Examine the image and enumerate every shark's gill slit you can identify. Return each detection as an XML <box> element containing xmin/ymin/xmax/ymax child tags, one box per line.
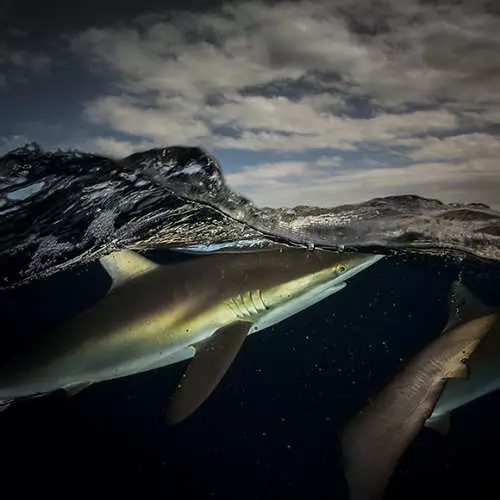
<box><xmin>257</xmin><ymin>289</ymin><xmax>269</xmax><ymax>311</ymax></box>
<box><xmin>239</xmin><ymin>293</ymin><xmax>252</xmax><ymax>318</ymax></box>
<box><xmin>229</xmin><ymin>296</ymin><xmax>244</xmax><ymax>319</ymax></box>
<box><xmin>248</xmin><ymin>290</ymin><xmax>259</xmax><ymax>315</ymax></box>
<box><xmin>227</xmin><ymin>298</ymin><xmax>241</xmax><ymax>318</ymax></box>
<box><xmin>226</xmin><ymin>300</ymin><xmax>238</xmax><ymax>318</ymax></box>
<box><xmin>245</xmin><ymin>290</ymin><xmax>257</xmax><ymax>316</ymax></box>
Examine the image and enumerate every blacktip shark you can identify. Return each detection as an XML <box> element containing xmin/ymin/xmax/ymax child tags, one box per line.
<box><xmin>340</xmin><ymin>281</ymin><xmax>498</xmax><ymax>500</ymax></box>
<box><xmin>0</xmin><ymin>247</ymin><xmax>383</xmax><ymax>423</ymax></box>
<box><xmin>425</xmin><ymin>284</ymin><xmax>500</xmax><ymax>433</ymax></box>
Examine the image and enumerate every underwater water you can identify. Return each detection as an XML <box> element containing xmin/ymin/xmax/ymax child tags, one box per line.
<box><xmin>1</xmin><ymin>145</ymin><xmax>500</xmax><ymax>499</ymax></box>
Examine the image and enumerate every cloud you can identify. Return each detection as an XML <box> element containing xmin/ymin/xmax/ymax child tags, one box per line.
<box><xmin>72</xmin><ymin>1</ymin><xmax>500</xmax><ymax>150</ymax></box>
<box><xmin>227</xmin><ymin>157</ymin><xmax>500</xmax><ymax>210</ymax></box>
<box><xmin>90</xmin><ymin>137</ymin><xmax>158</xmax><ymax>158</ymax></box>
<box><xmin>211</xmin><ymin>104</ymin><xmax>458</xmax><ymax>150</ymax></box>
<box><xmin>460</xmin><ymin>109</ymin><xmax>500</xmax><ymax>127</ymax></box>
<box><xmin>0</xmin><ymin>42</ymin><xmax>52</xmax><ymax>89</ymax></box>
<box><xmin>227</xmin><ymin>155</ymin><xmax>344</xmax><ymax>187</ymax></box>
<box><xmin>0</xmin><ymin>44</ymin><xmax>52</xmax><ymax>83</ymax></box>
<box><xmin>394</xmin><ymin>133</ymin><xmax>500</xmax><ymax>161</ymax></box>
<box><xmin>67</xmin><ymin>0</ymin><xmax>500</xmax><ymax>207</ymax></box>
<box><xmin>85</xmin><ymin>95</ymin><xmax>211</xmax><ymax>145</ymax></box>
<box><xmin>7</xmin><ymin>51</ymin><xmax>51</xmax><ymax>71</ymax></box>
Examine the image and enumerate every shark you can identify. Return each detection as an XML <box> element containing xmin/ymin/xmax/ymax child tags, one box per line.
<box><xmin>340</xmin><ymin>281</ymin><xmax>498</xmax><ymax>500</ymax></box>
<box><xmin>425</xmin><ymin>284</ymin><xmax>500</xmax><ymax>433</ymax></box>
<box><xmin>0</xmin><ymin>246</ymin><xmax>383</xmax><ymax>423</ymax></box>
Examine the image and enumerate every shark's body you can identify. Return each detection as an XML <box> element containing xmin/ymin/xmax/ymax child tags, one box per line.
<box><xmin>0</xmin><ymin>247</ymin><xmax>382</xmax><ymax>421</ymax></box>
<box><xmin>340</xmin><ymin>282</ymin><xmax>498</xmax><ymax>500</ymax></box>
<box><xmin>426</xmin><ymin>295</ymin><xmax>500</xmax><ymax>432</ymax></box>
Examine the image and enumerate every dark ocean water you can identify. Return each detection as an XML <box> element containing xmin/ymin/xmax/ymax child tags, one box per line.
<box><xmin>2</xmin><ymin>250</ymin><xmax>500</xmax><ymax>499</ymax></box>
<box><xmin>1</xmin><ymin>145</ymin><xmax>500</xmax><ymax>499</ymax></box>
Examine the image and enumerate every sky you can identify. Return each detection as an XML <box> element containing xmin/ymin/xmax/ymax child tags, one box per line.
<box><xmin>1</xmin><ymin>0</ymin><xmax>500</xmax><ymax>209</ymax></box>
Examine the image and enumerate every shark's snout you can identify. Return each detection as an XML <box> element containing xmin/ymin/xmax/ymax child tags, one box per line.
<box><xmin>342</xmin><ymin>254</ymin><xmax>384</xmax><ymax>282</ymax></box>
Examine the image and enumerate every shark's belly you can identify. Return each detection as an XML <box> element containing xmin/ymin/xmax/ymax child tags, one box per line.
<box><xmin>0</xmin><ymin>345</ymin><xmax>198</xmax><ymax>401</ymax></box>
<box><xmin>0</xmin><ymin>304</ymin><xmax>234</xmax><ymax>400</ymax></box>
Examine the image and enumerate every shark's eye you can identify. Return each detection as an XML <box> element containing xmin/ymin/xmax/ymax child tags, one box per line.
<box><xmin>338</xmin><ymin>264</ymin><xmax>347</xmax><ymax>273</ymax></box>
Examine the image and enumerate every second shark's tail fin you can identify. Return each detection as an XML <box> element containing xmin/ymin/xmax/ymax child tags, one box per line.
<box><xmin>443</xmin><ymin>280</ymin><xmax>492</xmax><ymax>333</ymax></box>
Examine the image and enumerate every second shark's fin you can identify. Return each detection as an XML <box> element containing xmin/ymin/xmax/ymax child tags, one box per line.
<box><xmin>166</xmin><ymin>321</ymin><xmax>251</xmax><ymax>425</ymax></box>
<box><xmin>443</xmin><ymin>281</ymin><xmax>491</xmax><ymax>333</ymax></box>
<box><xmin>426</xmin><ymin>413</ymin><xmax>451</xmax><ymax>434</ymax></box>
<box><xmin>454</xmin><ymin>362</ymin><xmax>470</xmax><ymax>379</ymax></box>
<box><xmin>341</xmin><ymin>312</ymin><xmax>498</xmax><ymax>500</ymax></box>
<box><xmin>100</xmin><ymin>249</ymin><xmax>159</xmax><ymax>291</ymax></box>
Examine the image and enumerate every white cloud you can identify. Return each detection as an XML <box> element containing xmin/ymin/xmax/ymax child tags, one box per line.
<box><xmin>90</xmin><ymin>137</ymin><xmax>157</xmax><ymax>158</ymax></box>
<box><xmin>85</xmin><ymin>95</ymin><xmax>210</xmax><ymax>145</ymax></box>
<box><xmin>212</xmin><ymin>130</ymin><xmax>358</xmax><ymax>151</ymax></box>
<box><xmin>227</xmin><ymin>155</ymin><xmax>344</xmax><ymax>187</ymax></box>
<box><xmin>228</xmin><ymin>162</ymin><xmax>309</xmax><ymax>186</ymax></box>
<box><xmin>227</xmin><ymin>157</ymin><xmax>500</xmax><ymax>210</ymax></box>
<box><xmin>71</xmin><ymin>0</ymin><xmax>474</xmax><ymax>152</ymax></box>
<box><xmin>316</xmin><ymin>155</ymin><xmax>344</xmax><ymax>167</ymax></box>
<box><xmin>73</xmin><ymin>1</ymin><xmax>500</xmax><ymax>105</ymax></box>
<box><xmin>209</xmin><ymin>97</ymin><xmax>458</xmax><ymax>149</ymax></box>
<box><xmin>395</xmin><ymin>133</ymin><xmax>500</xmax><ymax>161</ymax></box>
<box><xmin>69</xmin><ymin>0</ymin><xmax>500</xmax><ymax>150</ymax></box>
<box><xmin>68</xmin><ymin>0</ymin><xmax>500</xmax><ymax>208</ymax></box>
<box><xmin>83</xmin><ymin>91</ymin><xmax>458</xmax><ymax>151</ymax></box>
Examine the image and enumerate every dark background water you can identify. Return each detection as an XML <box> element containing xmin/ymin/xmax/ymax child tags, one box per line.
<box><xmin>1</xmin><ymin>250</ymin><xmax>500</xmax><ymax>499</ymax></box>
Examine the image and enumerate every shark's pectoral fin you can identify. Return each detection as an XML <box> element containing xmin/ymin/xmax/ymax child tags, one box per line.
<box><xmin>453</xmin><ymin>361</ymin><xmax>470</xmax><ymax>379</ymax></box>
<box><xmin>166</xmin><ymin>321</ymin><xmax>251</xmax><ymax>425</ymax></box>
<box><xmin>426</xmin><ymin>413</ymin><xmax>451</xmax><ymax>434</ymax></box>
<box><xmin>100</xmin><ymin>249</ymin><xmax>159</xmax><ymax>291</ymax></box>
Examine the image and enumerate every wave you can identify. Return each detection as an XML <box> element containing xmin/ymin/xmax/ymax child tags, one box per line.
<box><xmin>1</xmin><ymin>143</ymin><xmax>499</xmax><ymax>288</ymax></box>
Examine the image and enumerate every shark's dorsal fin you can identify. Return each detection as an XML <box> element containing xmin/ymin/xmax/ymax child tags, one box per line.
<box><xmin>166</xmin><ymin>321</ymin><xmax>251</xmax><ymax>425</ymax></box>
<box><xmin>100</xmin><ymin>249</ymin><xmax>159</xmax><ymax>291</ymax></box>
<box><xmin>444</xmin><ymin>281</ymin><xmax>491</xmax><ymax>333</ymax></box>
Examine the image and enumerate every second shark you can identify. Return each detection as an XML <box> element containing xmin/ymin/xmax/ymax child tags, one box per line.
<box><xmin>340</xmin><ymin>281</ymin><xmax>498</xmax><ymax>500</ymax></box>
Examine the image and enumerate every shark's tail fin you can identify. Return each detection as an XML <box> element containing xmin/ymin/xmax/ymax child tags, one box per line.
<box><xmin>444</xmin><ymin>280</ymin><xmax>492</xmax><ymax>333</ymax></box>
